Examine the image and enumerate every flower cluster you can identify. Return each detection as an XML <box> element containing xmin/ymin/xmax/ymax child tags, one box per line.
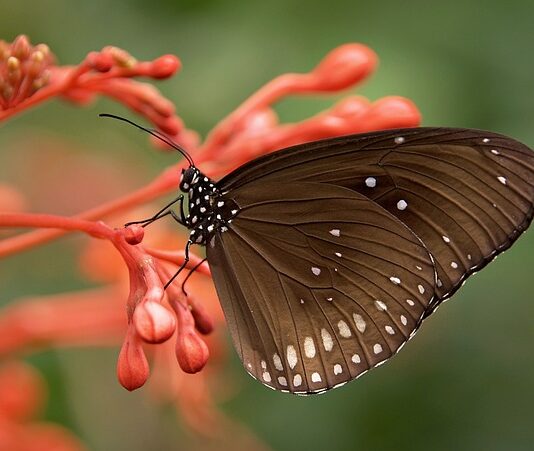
<box><xmin>0</xmin><ymin>35</ymin><xmax>421</xmax><ymax>441</ymax></box>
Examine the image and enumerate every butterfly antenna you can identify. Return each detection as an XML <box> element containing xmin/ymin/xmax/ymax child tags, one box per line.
<box><xmin>99</xmin><ymin>113</ymin><xmax>195</xmax><ymax>166</ymax></box>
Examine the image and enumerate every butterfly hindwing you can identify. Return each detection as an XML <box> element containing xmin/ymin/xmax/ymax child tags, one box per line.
<box><xmin>207</xmin><ymin>182</ymin><xmax>436</xmax><ymax>393</ymax></box>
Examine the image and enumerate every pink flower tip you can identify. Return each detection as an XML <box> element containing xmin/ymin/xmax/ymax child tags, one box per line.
<box><xmin>123</xmin><ymin>224</ymin><xmax>144</xmax><ymax>245</ymax></box>
<box><xmin>312</xmin><ymin>43</ymin><xmax>378</xmax><ymax>92</ymax></box>
<box><xmin>150</xmin><ymin>55</ymin><xmax>181</xmax><ymax>79</ymax></box>
<box><xmin>176</xmin><ymin>329</ymin><xmax>210</xmax><ymax>374</ymax></box>
<box><xmin>117</xmin><ymin>328</ymin><xmax>149</xmax><ymax>390</ymax></box>
<box><xmin>133</xmin><ymin>301</ymin><xmax>176</xmax><ymax>344</ymax></box>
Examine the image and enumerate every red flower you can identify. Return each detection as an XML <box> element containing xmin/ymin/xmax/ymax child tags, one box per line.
<box><xmin>0</xmin><ymin>37</ymin><xmax>421</xmax><ymax>439</ymax></box>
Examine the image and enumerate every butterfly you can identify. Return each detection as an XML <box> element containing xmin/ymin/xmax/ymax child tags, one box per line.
<box><xmin>102</xmin><ymin>116</ymin><xmax>534</xmax><ymax>395</ymax></box>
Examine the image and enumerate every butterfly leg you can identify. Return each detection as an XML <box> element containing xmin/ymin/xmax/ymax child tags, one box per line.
<box><xmin>164</xmin><ymin>240</ymin><xmax>192</xmax><ymax>290</ymax></box>
<box><xmin>180</xmin><ymin>257</ymin><xmax>207</xmax><ymax>295</ymax></box>
<box><xmin>125</xmin><ymin>194</ymin><xmax>185</xmax><ymax>227</ymax></box>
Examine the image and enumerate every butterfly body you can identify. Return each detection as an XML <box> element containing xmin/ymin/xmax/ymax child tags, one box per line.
<box><xmin>179</xmin><ymin>167</ymin><xmax>238</xmax><ymax>246</ymax></box>
<box><xmin>177</xmin><ymin>127</ymin><xmax>534</xmax><ymax>394</ymax></box>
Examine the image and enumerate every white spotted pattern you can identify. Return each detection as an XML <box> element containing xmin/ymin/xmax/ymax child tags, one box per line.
<box><xmin>385</xmin><ymin>325</ymin><xmax>395</xmax><ymax>335</ymax></box>
<box><xmin>261</xmin><ymin>360</ymin><xmax>267</xmax><ymax>369</ymax></box>
<box><xmin>351</xmin><ymin>354</ymin><xmax>361</xmax><ymax>364</ymax></box>
<box><xmin>451</xmin><ymin>261</ymin><xmax>458</xmax><ymax>269</ymax></box>
<box><xmin>262</xmin><ymin>372</ymin><xmax>272</xmax><ymax>382</ymax></box>
<box><xmin>329</xmin><ymin>229</ymin><xmax>340</xmax><ymax>237</ymax></box>
<box><xmin>311</xmin><ymin>372</ymin><xmax>322</xmax><ymax>383</ymax></box>
<box><xmin>353</xmin><ymin>313</ymin><xmax>366</xmax><ymax>333</ymax></box>
<box><xmin>333</xmin><ymin>364</ymin><xmax>343</xmax><ymax>375</ymax></box>
<box><xmin>491</xmin><ymin>149</ymin><xmax>500</xmax><ymax>155</ymax></box>
<box><xmin>397</xmin><ymin>199</ymin><xmax>408</xmax><ymax>210</ymax></box>
<box><xmin>273</xmin><ymin>354</ymin><xmax>283</xmax><ymax>371</ymax></box>
<box><xmin>497</xmin><ymin>176</ymin><xmax>507</xmax><ymax>185</ymax></box>
<box><xmin>390</xmin><ymin>276</ymin><xmax>401</xmax><ymax>285</ymax></box>
<box><xmin>395</xmin><ymin>136</ymin><xmax>405</xmax><ymax>144</ymax></box>
<box><xmin>418</xmin><ymin>284</ymin><xmax>425</xmax><ymax>294</ymax></box>
<box><xmin>304</xmin><ymin>337</ymin><xmax>316</xmax><ymax>358</ymax></box>
<box><xmin>483</xmin><ymin>138</ymin><xmax>490</xmax><ymax>143</ymax></box>
<box><xmin>373</xmin><ymin>343</ymin><xmax>383</xmax><ymax>354</ymax></box>
<box><xmin>311</xmin><ymin>267</ymin><xmax>321</xmax><ymax>276</ymax></box>
<box><xmin>406</xmin><ymin>299</ymin><xmax>415</xmax><ymax>306</ymax></box>
<box><xmin>321</xmin><ymin>328</ymin><xmax>334</xmax><ymax>351</ymax></box>
<box><xmin>337</xmin><ymin>320</ymin><xmax>352</xmax><ymax>338</ymax></box>
<box><xmin>293</xmin><ymin>374</ymin><xmax>302</xmax><ymax>387</ymax></box>
<box><xmin>365</xmin><ymin>177</ymin><xmax>377</xmax><ymax>188</ymax></box>
<box><xmin>375</xmin><ymin>300</ymin><xmax>387</xmax><ymax>311</ymax></box>
<box><xmin>442</xmin><ymin>235</ymin><xmax>450</xmax><ymax>243</ymax></box>
<box><xmin>278</xmin><ymin>376</ymin><xmax>287</xmax><ymax>386</ymax></box>
<box><xmin>401</xmin><ymin>315</ymin><xmax>408</xmax><ymax>326</ymax></box>
<box><xmin>287</xmin><ymin>345</ymin><xmax>297</xmax><ymax>369</ymax></box>
<box><xmin>335</xmin><ymin>252</ymin><xmax>342</xmax><ymax>257</ymax></box>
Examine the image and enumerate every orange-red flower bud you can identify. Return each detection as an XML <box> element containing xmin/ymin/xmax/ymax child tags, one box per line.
<box><xmin>117</xmin><ymin>326</ymin><xmax>149</xmax><ymax>390</ymax></box>
<box><xmin>172</xmin><ymin>300</ymin><xmax>209</xmax><ymax>373</ymax></box>
<box><xmin>133</xmin><ymin>300</ymin><xmax>175</xmax><ymax>344</ymax></box>
<box><xmin>123</xmin><ymin>224</ymin><xmax>144</xmax><ymax>245</ymax></box>
<box><xmin>310</xmin><ymin>43</ymin><xmax>378</xmax><ymax>92</ymax></box>
<box><xmin>149</xmin><ymin>55</ymin><xmax>180</xmax><ymax>79</ymax></box>
<box><xmin>176</xmin><ymin>328</ymin><xmax>210</xmax><ymax>374</ymax></box>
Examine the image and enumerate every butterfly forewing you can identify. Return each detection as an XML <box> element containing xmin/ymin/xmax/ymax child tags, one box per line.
<box><xmin>208</xmin><ymin>182</ymin><xmax>436</xmax><ymax>393</ymax></box>
<box><xmin>217</xmin><ymin>128</ymin><xmax>534</xmax><ymax>308</ymax></box>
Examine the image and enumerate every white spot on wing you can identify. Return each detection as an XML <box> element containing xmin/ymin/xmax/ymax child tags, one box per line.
<box><xmin>451</xmin><ymin>261</ymin><xmax>458</xmax><ymax>269</ymax></box>
<box><xmin>483</xmin><ymin>138</ymin><xmax>490</xmax><ymax>143</ymax></box>
<box><xmin>278</xmin><ymin>376</ymin><xmax>287</xmax><ymax>386</ymax></box>
<box><xmin>329</xmin><ymin>229</ymin><xmax>340</xmax><ymax>237</ymax></box>
<box><xmin>311</xmin><ymin>267</ymin><xmax>321</xmax><ymax>276</ymax></box>
<box><xmin>397</xmin><ymin>199</ymin><xmax>408</xmax><ymax>210</ymax></box>
<box><xmin>353</xmin><ymin>314</ymin><xmax>366</xmax><ymax>333</ymax></box>
<box><xmin>406</xmin><ymin>299</ymin><xmax>415</xmax><ymax>306</ymax></box>
<box><xmin>262</xmin><ymin>372</ymin><xmax>271</xmax><ymax>382</ymax></box>
<box><xmin>401</xmin><ymin>315</ymin><xmax>408</xmax><ymax>326</ymax></box>
<box><xmin>321</xmin><ymin>328</ymin><xmax>334</xmax><ymax>351</ymax></box>
<box><xmin>335</xmin><ymin>252</ymin><xmax>342</xmax><ymax>257</ymax></box>
<box><xmin>333</xmin><ymin>364</ymin><xmax>343</xmax><ymax>375</ymax></box>
<box><xmin>491</xmin><ymin>149</ymin><xmax>500</xmax><ymax>155</ymax></box>
<box><xmin>293</xmin><ymin>374</ymin><xmax>302</xmax><ymax>387</ymax></box>
<box><xmin>287</xmin><ymin>345</ymin><xmax>297</xmax><ymax>369</ymax></box>
<box><xmin>351</xmin><ymin>354</ymin><xmax>361</xmax><ymax>364</ymax></box>
<box><xmin>311</xmin><ymin>372</ymin><xmax>322</xmax><ymax>383</ymax></box>
<box><xmin>385</xmin><ymin>325</ymin><xmax>395</xmax><ymax>335</ymax></box>
<box><xmin>497</xmin><ymin>176</ymin><xmax>507</xmax><ymax>185</ymax></box>
<box><xmin>373</xmin><ymin>343</ymin><xmax>383</xmax><ymax>354</ymax></box>
<box><xmin>375</xmin><ymin>300</ymin><xmax>387</xmax><ymax>311</ymax></box>
<box><xmin>418</xmin><ymin>284</ymin><xmax>425</xmax><ymax>294</ymax></box>
<box><xmin>304</xmin><ymin>337</ymin><xmax>316</xmax><ymax>358</ymax></box>
<box><xmin>389</xmin><ymin>276</ymin><xmax>401</xmax><ymax>285</ymax></box>
<box><xmin>442</xmin><ymin>235</ymin><xmax>450</xmax><ymax>243</ymax></box>
<box><xmin>395</xmin><ymin>136</ymin><xmax>405</xmax><ymax>144</ymax></box>
<box><xmin>365</xmin><ymin>177</ymin><xmax>377</xmax><ymax>188</ymax></box>
<box><xmin>337</xmin><ymin>320</ymin><xmax>352</xmax><ymax>338</ymax></box>
<box><xmin>273</xmin><ymin>354</ymin><xmax>283</xmax><ymax>371</ymax></box>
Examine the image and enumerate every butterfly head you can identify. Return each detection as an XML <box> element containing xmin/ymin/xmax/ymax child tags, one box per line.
<box><xmin>180</xmin><ymin>166</ymin><xmax>201</xmax><ymax>192</ymax></box>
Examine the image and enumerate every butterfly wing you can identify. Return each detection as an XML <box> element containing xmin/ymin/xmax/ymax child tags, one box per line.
<box><xmin>218</xmin><ymin>128</ymin><xmax>534</xmax><ymax>309</ymax></box>
<box><xmin>207</xmin><ymin>182</ymin><xmax>436</xmax><ymax>393</ymax></box>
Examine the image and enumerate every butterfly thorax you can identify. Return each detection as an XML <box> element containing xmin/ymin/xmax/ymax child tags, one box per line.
<box><xmin>179</xmin><ymin>166</ymin><xmax>236</xmax><ymax>246</ymax></box>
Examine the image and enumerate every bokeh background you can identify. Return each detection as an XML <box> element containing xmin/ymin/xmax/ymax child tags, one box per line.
<box><xmin>1</xmin><ymin>1</ymin><xmax>533</xmax><ymax>450</ymax></box>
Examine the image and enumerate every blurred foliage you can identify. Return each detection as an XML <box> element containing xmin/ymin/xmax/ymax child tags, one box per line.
<box><xmin>0</xmin><ymin>0</ymin><xmax>533</xmax><ymax>450</ymax></box>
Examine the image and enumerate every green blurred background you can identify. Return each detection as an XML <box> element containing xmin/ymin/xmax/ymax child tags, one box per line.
<box><xmin>1</xmin><ymin>0</ymin><xmax>533</xmax><ymax>450</ymax></box>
